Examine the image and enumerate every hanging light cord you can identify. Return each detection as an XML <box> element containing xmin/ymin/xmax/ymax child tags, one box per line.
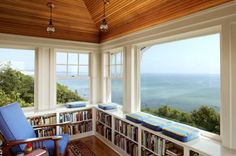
<box><xmin>50</xmin><ymin>4</ymin><xmax>53</xmax><ymax>23</ymax></box>
<box><xmin>103</xmin><ymin>0</ymin><xmax>106</xmax><ymax>19</ymax></box>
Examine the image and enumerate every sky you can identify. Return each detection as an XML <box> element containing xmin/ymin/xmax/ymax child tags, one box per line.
<box><xmin>0</xmin><ymin>33</ymin><xmax>220</xmax><ymax>75</ymax></box>
<box><xmin>141</xmin><ymin>33</ymin><xmax>220</xmax><ymax>74</ymax></box>
<box><xmin>0</xmin><ymin>48</ymin><xmax>35</xmax><ymax>71</ymax></box>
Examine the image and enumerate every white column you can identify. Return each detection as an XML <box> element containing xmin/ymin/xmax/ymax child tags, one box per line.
<box><xmin>230</xmin><ymin>22</ymin><xmax>236</xmax><ymax>150</ymax></box>
<box><xmin>49</xmin><ymin>48</ymin><xmax>56</xmax><ymax>109</ymax></box>
<box><xmin>124</xmin><ymin>45</ymin><xmax>137</xmax><ymax>113</ymax></box>
<box><xmin>36</xmin><ymin>47</ymin><xmax>51</xmax><ymax>110</ymax></box>
<box><xmin>90</xmin><ymin>51</ymin><xmax>100</xmax><ymax>104</ymax></box>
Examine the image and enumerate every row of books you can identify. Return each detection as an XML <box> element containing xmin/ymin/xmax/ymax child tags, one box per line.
<box><xmin>35</xmin><ymin>127</ymin><xmax>56</xmax><ymax>137</ymax></box>
<box><xmin>96</xmin><ymin>122</ymin><xmax>112</xmax><ymax>141</ymax></box>
<box><xmin>141</xmin><ymin>148</ymin><xmax>157</xmax><ymax>156</ymax></box>
<box><xmin>28</xmin><ymin>115</ymin><xmax>56</xmax><ymax>126</ymax></box>
<box><xmin>58</xmin><ymin>121</ymin><xmax>92</xmax><ymax>135</ymax></box>
<box><xmin>114</xmin><ymin>133</ymin><xmax>138</xmax><ymax>156</ymax></box>
<box><xmin>142</xmin><ymin>130</ymin><xmax>183</xmax><ymax>156</ymax></box>
<box><xmin>96</xmin><ymin>111</ymin><xmax>112</xmax><ymax>127</ymax></box>
<box><xmin>59</xmin><ymin>110</ymin><xmax>92</xmax><ymax>123</ymax></box>
<box><xmin>115</xmin><ymin>119</ymin><xmax>138</xmax><ymax>142</ymax></box>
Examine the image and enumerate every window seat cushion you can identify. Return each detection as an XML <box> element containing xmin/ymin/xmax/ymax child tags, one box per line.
<box><xmin>126</xmin><ymin>112</ymin><xmax>153</xmax><ymax>124</ymax></box>
<box><xmin>141</xmin><ymin>116</ymin><xmax>172</xmax><ymax>131</ymax></box>
<box><xmin>98</xmin><ymin>103</ymin><xmax>117</xmax><ymax>110</ymax></box>
<box><xmin>65</xmin><ymin>101</ymin><xmax>87</xmax><ymax>108</ymax></box>
<box><xmin>162</xmin><ymin>122</ymin><xmax>200</xmax><ymax>142</ymax></box>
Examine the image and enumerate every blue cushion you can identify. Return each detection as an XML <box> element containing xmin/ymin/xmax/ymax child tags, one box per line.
<box><xmin>142</xmin><ymin>116</ymin><xmax>172</xmax><ymax>131</ymax></box>
<box><xmin>44</xmin><ymin>134</ymin><xmax>69</xmax><ymax>156</ymax></box>
<box><xmin>162</xmin><ymin>122</ymin><xmax>200</xmax><ymax>142</ymax></box>
<box><xmin>65</xmin><ymin>101</ymin><xmax>87</xmax><ymax>108</ymax></box>
<box><xmin>98</xmin><ymin>103</ymin><xmax>117</xmax><ymax>110</ymax></box>
<box><xmin>0</xmin><ymin>103</ymin><xmax>36</xmax><ymax>153</ymax></box>
<box><xmin>126</xmin><ymin>112</ymin><xmax>153</xmax><ymax>123</ymax></box>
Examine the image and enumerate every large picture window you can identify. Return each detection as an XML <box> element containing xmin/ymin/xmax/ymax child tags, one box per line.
<box><xmin>56</xmin><ymin>52</ymin><xmax>90</xmax><ymax>104</ymax></box>
<box><xmin>108</xmin><ymin>52</ymin><xmax>123</xmax><ymax>105</ymax></box>
<box><xmin>140</xmin><ymin>34</ymin><xmax>220</xmax><ymax>134</ymax></box>
<box><xmin>0</xmin><ymin>48</ymin><xmax>35</xmax><ymax>107</ymax></box>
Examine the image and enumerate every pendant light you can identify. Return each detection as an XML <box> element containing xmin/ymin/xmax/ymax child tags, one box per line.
<box><xmin>100</xmin><ymin>0</ymin><xmax>109</xmax><ymax>32</ymax></box>
<box><xmin>47</xmin><ymin>2</ymin><xmax>55</xmax><ymax>33</ymax></box>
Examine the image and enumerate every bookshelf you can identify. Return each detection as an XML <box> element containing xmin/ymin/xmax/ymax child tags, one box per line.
<box><xmin>114</xmin><ymin>118</ymin><xmax>139</xmax><ymax>156</ymax></box>
<box><xmin>58</xmin><ymin>109</ymin><xmax>93</xmax><ymax>137</ymax></box>
<box><xmin>26</xmin><ymin>107</ymin><xmax>94</xmax><ymax>140</ymax></box>
<box><xmin>23</xmin><ymin>105</ymin><xmax>236</xmax><ymax>156</ymax></box>
<box><xmin>141</xmin><ymin>129</ymin><xmax>184</xmax><ymax>156</ymax></box>
<box><xmin>27</xmin><ymin>113</ymin><xmax>57</xmax><ymax>137</ymax></box>
<box><xmin>95</xmin><ymin>110</ymin><xmax>112</xmax><ymax>142</ymax></box>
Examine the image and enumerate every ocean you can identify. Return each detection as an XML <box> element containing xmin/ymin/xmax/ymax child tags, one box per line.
<box><xmin>58</xmin><ymin>73</ymin><xmax>220</xmax><ymax>113</ymax></box>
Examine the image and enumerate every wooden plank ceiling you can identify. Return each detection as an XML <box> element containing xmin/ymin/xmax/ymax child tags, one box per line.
<box><xmin>0</xmin><ymin>0</ymin><xmax>232</xmax><ymax>43</ymax></box>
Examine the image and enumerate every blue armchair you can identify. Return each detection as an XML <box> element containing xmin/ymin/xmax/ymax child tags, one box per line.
<box><xmin>0</xmin><ymin>103</ymin><xmax>69</xmax><ymax>156</ymax></box>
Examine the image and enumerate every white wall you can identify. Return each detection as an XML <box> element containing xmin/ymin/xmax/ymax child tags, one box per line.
<box><xmin>100</xmin><ymin>1</ymin><xmax>236</xmax><ymax>150</ymax></box>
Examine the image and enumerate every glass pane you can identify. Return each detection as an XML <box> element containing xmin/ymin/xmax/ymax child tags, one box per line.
<box><xmin>116</xmin><ymin>65</ymin><xmax>122</xmax><ymax>77</ymax></box>
<box><xmin>79</xmin><ymin>66</ymin><xmax>89</xmax><ymax>76</ymax></box>
<box><xmin>68</xmin><ymin>66</ymin><xmax>78</xmax><ymax>77</ymax></box>
<box><xmin>140</xmin><ymin>34</ymin><xmax>220</xmax><ymax>134</ymax></box>
<box><xmin>116</xmin><ymin>52</ymin><xmax>122</xmax><ymax>65</ymax></box>
<box><xmin>111</xmin><ymin>54</ymin><xmax>116</xmax><ymax>65</ymax></box>
<box><xmin>0</xmin><ymin>48</ymin><xmax>35</xmax><ymax>107</ymax></box>
<box><xmin>56</xmin><ymin>65</ymin><xmax>67</xmax><ymax>76</ymax></box>
<box><xmin>111</xmin><ymin>66</ymin><xmax>116</xmax><ymax>77</ymax></box>
<box><xmin>79</xmin><ymin>54</ymin><xmax>89</xmax><ymax>65</ymax></box>
<box><xmin>111</xmin><ymin>79</ymin><xmax>123</xmax><ymax>105</ymax></box>
<box><xmin>57</xmin><ymin>79</ymin><xmax>89</xmax><ymax>104</ymax></box>
<box><xmin>56</xmin><ymin>52</ymin><xmax>67</xmax><ymax>64</ymax></box>
<box><xmin>68</xmin><ymin>53</ymin><xmax>78</xmax><ymax>65</ymax></box>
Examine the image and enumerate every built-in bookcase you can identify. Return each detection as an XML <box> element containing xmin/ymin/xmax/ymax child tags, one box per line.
<box><xmin>27</xmin><ymin>113</ymin><xmax>57</xmax><ymax>126</ymax></box>
<box><xmin>26</xmin><ymin>108</ymin><xmax>93</xmax><ymax>140</ymax></box>
<box><xmin>95</xmin><ymin>110</ymin><xmax>112</xmax><ymax>141</ymax></box>
<box><xmin>24</xmin><ymin>106</ymin><xmax>228</xmax><ymax>156</ymax></box>
<box><xmin>114</xmin><ymin>118</ymin><xmax>139</xmax><ymax>156</ymax></box>
<box><xmin>27</xmin><ymin>113</ymin><xmax>57</xmax><ymax>137</ymax></box>
<box><xmin>141</xmin><ymin>130</ymin><xmax>184</xmax><ymax>156</ymax></box>
<box><xmin>59</xmin><ymin>109</ymin><xmax>93</xmax><ymax>136</ymax></box>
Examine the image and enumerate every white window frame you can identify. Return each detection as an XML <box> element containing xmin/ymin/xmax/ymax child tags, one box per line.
<box><xmin>0</xmin><ymin>46</ymin><xmax>37</xmax><ymax>111</ymax></box>
<box><xmin>55</xmin><ymin>49</ymin><xmax>91</xmax><ymax>105</ymax></box>
<box><xmin>105</xmin><ymin>48</ymin><xmax>125</xmax><ymax>106</ymax></box>
<box><xmin>136</xmin><ymin>28</ymin><xmax>222</xmax><ymax>141</ymax></box>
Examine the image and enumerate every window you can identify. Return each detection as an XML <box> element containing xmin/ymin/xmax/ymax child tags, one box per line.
<box><xmin>0</xmin><ymin>48</ymin><xmax>35</xmax><ymax>107</ymax></box>
<box><xmin>140</xmin><ymin>34</ymin><xmax>220</xmax><ymax>135</ymax></box>
<box><xmin>56</xmin><ymin>52</ymin><xmax>90</xmax><ymax>104</ymax></box>
<box><xmin>108</xmin><ymin>52</ymin><xmax>124</xmax><ymax>105</ymax></box>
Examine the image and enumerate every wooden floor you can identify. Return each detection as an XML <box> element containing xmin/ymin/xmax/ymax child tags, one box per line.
<box><xmin>80</xmin><ymin>136</ymin><xmax>119</xmax><ymax>156</ymax></box>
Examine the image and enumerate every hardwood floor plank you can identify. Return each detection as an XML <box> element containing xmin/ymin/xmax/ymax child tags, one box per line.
<box><xmin>79</xmin><ymin>136</ymin><xmax>119</xmax><ymax>156</ymax></box>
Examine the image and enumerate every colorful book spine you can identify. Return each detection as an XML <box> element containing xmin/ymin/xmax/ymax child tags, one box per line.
<box><xmin>59</xmin><ymin>109</ymin><xmax>92</xmax><ymax>123</ymax></box>
<box><xmin>114</xmin><ymin>133</ymin><xmax>138</xmax><ymax>156</ymax></box>
<box><xmin>96</xmin><ymin>110</ymin><xmax>112</xmax><ymax>127</ymax></box>
<box><xmin>28</xmin><ymin>114</ymin><xmax>56</xmax><ymax>126</ymax></box>
<box><xmin>96</xmin><ymin>122</ymin><xmax>112</xmax><ymax>141</ymax></box>
<box><xmin>115</xmin><ymin>118</ymin><xmax>138</xmax><ymax>142</ymax></box>
<box><xmin>142</xmin><ymin>130</ymin><xmax>184</xmax><ymax>156</ymax></box>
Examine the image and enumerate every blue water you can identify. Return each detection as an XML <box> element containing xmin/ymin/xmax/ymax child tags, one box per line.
<box><xmin>141</xmin><ymin>73</ymin><xmax>220</xmax><ymax>112</ymax></box>
<box><xmin>58</xmin><ymin>73</ymin><xmax>220</xmax><ymax>113</ymax></box>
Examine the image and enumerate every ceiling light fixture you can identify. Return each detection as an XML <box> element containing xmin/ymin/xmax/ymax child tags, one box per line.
<box><xmin>100</xmin><ymin>0</ymin><xmax>109</xmax><ymax>32</ymax></box>
<box><xmin>47</xmin><ymin>2</ymin><xmax>55</xmax><ymax>33</ymax></box>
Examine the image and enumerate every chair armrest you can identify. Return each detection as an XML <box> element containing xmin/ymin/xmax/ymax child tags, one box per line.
<box><xmin>3</xmin><ymin>136</ymin><xmax>62</xmax><ymax>156</ymax></box>
<box><xmin>32</xmin><ymin>122</ymin><xmax>71</xmax><ymax>129</ymax></box>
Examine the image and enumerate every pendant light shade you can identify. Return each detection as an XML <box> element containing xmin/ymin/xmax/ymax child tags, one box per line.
<box><xmin>47</xmin><ymin>2</ymin><xmax>55</xmax><ymax>33</ymax></box>
<box><xmin>100</xmin><ymin>19</ymin><xmax>108</xmax><ymax>32</ymax></box>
